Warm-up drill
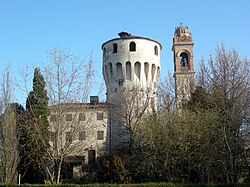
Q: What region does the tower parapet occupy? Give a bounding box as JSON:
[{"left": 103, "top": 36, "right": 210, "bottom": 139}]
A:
[{"left": 173, "top": 24, "right": 193, "bottom": 43}]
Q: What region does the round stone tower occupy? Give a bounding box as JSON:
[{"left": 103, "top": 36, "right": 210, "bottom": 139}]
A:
[
  {"left": 102, "top": 32, "right": 161, "bottom": 152},
  {"left": 102, "top": 32, "right": 161, "bottom": 108}
]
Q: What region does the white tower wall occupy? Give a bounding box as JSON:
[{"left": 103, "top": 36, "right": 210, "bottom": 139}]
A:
[
  {"left": 102, "top": 32, "right": 162, "bottom": 152},
  {"left": 102, "top": 33, "right": 161, "bottom": 104}
]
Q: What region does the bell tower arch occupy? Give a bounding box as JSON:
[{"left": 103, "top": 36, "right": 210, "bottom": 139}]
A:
[{"left": 172, "top": 24, "right": 195, "bottom": 108}]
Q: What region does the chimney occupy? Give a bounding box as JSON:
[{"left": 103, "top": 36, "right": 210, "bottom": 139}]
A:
[{"left": 90, "top": 96, "right": 99, "bottom": 104}]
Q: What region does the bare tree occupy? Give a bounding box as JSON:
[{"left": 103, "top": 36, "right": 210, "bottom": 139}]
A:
[
  {"left": 0, "top": 65, "right": 19, "bottom": 183},
  {"left": 43, "top": 48, "right": 100, "bottom": 184},
  {"left": 157, "top": 72, "right": 176, "bottom": 112}
]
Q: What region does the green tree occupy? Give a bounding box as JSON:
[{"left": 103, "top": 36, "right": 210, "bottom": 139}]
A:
[
  {"left": 22, "top": 67, "right": 50, "bottom": 183},
  {"left": 198, "top": 45, "right": 250, "bottom": 183}
]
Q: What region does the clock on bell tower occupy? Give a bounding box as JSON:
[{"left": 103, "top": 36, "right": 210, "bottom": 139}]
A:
[{"left": 172, "top": 23, "right": 195, "bottom": 108}]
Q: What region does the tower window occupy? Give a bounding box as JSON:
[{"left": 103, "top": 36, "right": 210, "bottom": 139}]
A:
[
  {"left": 129, "top": 42, "right": 136, "bottom": 51},
  {"left": 134, "top": 62, "right": 141, "bottom": 81},
  {"left": 116, "top": 62, "right": 123, "bottom": 80},
  {"left": 144, "top": 62, "right": 149, "bottom": 82},
  {"left": 109, "top": 63, "right": 113, "bottom": 80},
  {"left": 151, "top": 64, "right": 156, "bottom": 82},
  {"left": 113, "top": 43, "right": 117, "bottom": 53},
  {"left": 103, "top": 47, "right": 106, "bottom": 57},
  {"left": 126, "top": 61, "right": 131, "bottom": 81},
  {"left": 154, "top": 46, "right": 158, "bottom": 56},
  {"left": 180, "top": 52, "right": 188, "bottom": 67}
]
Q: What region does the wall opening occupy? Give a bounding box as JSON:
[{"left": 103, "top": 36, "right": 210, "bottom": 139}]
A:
[
  {"left": 116, "top": 62, "right": 123, "bottom": 80},
  {"left": 144, "top": 62, "right": 149, "bottom": 82},
  {"left": 126, "top": 61, "right": 131, "bottom": 81},
  {"left": 113, "top": 43, "right": 117, "bottom": 53},
  {"left": 154, "top": 46, "right": 158, "bottom": 56},
  {"left": 151, "top": 64, "right": 156, "bottom": 83},
  {"left": 129, "top": 42, "right": 136, "bottom": 51},
  {"left": 108, "top": 63, "right": 113, "bottom": 80},
  {"left": 156, "top": 66, "right": 160, "bottom": 82},
  {"left": 134, "top": 62, "right": 141, "bottom": 81},
  {"left": 180, "top": 52, "right": 188, "bottom": 67}
]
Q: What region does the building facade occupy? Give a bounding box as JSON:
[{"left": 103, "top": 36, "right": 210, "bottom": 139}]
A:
[{"left": 48, "top": 26, "right": 195, "bottom": 178}]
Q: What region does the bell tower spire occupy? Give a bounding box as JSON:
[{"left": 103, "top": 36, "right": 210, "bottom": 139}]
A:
[{"left": 172, "top": 24, "right": 195, "bottom": 108}]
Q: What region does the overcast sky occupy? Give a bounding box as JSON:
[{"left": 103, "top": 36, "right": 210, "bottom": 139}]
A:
[{"left": 1, "top": 0, "right": 249, "bottom": 105}]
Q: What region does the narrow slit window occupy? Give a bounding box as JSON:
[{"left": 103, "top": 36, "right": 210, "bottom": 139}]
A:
[
  {"left": 113, "top": 43, "right": 117, "bottom": 53},
  {"left": 154, "top": 46, "right": 158, "bottom": 56}
]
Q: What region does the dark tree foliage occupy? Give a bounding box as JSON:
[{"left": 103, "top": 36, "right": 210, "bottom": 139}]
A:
[{"left": 20, "top": 67, "right": 50, "bottom": 183}]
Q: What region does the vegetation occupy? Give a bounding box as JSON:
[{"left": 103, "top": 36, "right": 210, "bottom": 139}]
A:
[
  {"left": 0, "top": 45, "right": 249, "bottom": 185},
  {"left": 18, "top": 67, "right": 50, "bottom": 183}
]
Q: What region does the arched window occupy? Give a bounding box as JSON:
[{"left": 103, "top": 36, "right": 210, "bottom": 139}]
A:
[
  {"left": 144, "top": 62, "right": 149, "bottom": 82},
  {"left": 154, "top": 46, "right": 158, "bottom": 56},
  {"left": 180, "top": 52, "right": 188, "bottom": 67},
  {"left": 126, "top": 62, "right": 131, "bottom": 81},
  {"left": 108, "top": 63, "right": 113, "bottom": 79},
  {"left": 151, "top": 64, "right": 156, "bottom": 83},
  {"left": 116, "top": 62, "right": 122, "bottom": 80},
  {"left": 113, "top": 43, "right": 117, "bottom": 53},
  {"left": 129, "top": 42, "right": 136, "bottom": 51},
  {"left": 156, "top": 66, "right": 160, "bottom": 82},
  {"left": 134, "top": 62, "right": 141, "bottom": 81}
]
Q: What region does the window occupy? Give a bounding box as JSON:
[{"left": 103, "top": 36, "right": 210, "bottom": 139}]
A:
[
  {"left": 50, "top": 131, "right": 56, "bottom": 141},
  {"left": 154, "top": 46, "right": 158, "bottom": 56},
  {"left": 118, "top": 79, "right": 123, "bottom": 86},
  {"left": 116, "top": 62, "right": 123, "bottom": 79},
  {"left": 129, "top": 42, "right": 136, "bottom": 51},
  {"left": 103, "top": 47, "right": 106, "bottom": 57},
  {"left": 113, "top": 43, "right": 117, "bottom": 53},
  {"left": 88, "top": 150, "right": 96, "bottom": 172},
  {"left": 66, "top": 132, "right": 72, "bottom": 143},
  {"left": 66, "top": 114, "right": 72, "bottom": 121},
  {"left": 50, "top": 114, "right": 56, "bottom": 122},
  {"left": 134, "top": 62, "right": 141, "bottom": 81},
  {"left": 151, "top": 64, "right": 156, "bottom": 82},
  {"left": 144, "top": 62, "right": 149, "bottom": 82},
  {"left": 97, "top": 113, "right": 103, "bottom": 120},
  {"left": 126, "top": 61, "right": 131, "bottom": 81},
  {"left": 180, "top": 52, "right": 188, "bottom": 67},
  {"left": 97, "top": 131, "right": 104, "bottom": 140},
  {"left": 79, "top": 131, "right": 86, "bottom": 140},
  {"left": 79, "top": 113, "right": 86, "bottom": 121}
]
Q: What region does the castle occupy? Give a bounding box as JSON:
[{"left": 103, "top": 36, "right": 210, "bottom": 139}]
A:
[{"left": 48, "top": 24, "right": 194, "bottom": 178}]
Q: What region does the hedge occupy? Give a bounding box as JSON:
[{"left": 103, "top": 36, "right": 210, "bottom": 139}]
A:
[{"left": 0, "top": 183, "right": 249, "bottom": 187}]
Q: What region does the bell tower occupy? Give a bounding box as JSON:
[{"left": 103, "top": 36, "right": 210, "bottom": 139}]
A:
[{"left": 172, "top": 24, "right": 195, "bottom": 108}]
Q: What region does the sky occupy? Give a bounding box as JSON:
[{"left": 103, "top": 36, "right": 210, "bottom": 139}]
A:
[{"left": 0, "top": 0, "right": 250, "bottom": 105}]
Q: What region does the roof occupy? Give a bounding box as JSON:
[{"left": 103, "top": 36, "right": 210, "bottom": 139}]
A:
[
  {"left": 49, "top": 102, "right": 111, "bottom": 111},
  {"left": 101, "top": 31, "right": 162, "bottom": 50}
]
